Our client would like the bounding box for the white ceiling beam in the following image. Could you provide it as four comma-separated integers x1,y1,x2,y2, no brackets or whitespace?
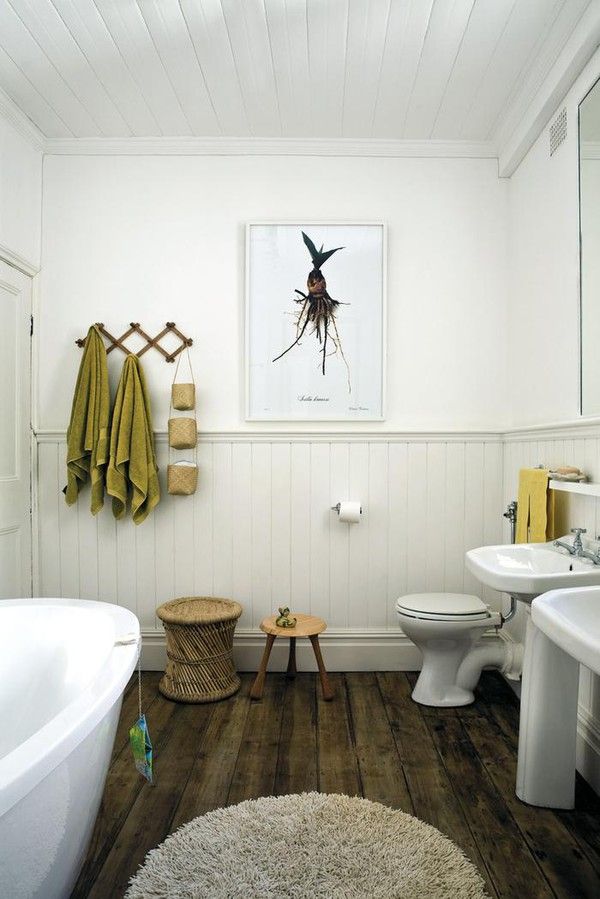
0,82,44,147
496,0,600,177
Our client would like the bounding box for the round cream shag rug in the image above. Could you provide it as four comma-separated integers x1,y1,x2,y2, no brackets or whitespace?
125,793,489,899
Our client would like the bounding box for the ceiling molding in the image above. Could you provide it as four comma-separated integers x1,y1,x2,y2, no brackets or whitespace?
0,242,40,277
0,86,45,151
41,136,497,159
496,1,600,178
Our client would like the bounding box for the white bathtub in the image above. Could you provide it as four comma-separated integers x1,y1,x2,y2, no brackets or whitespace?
0,598,140,899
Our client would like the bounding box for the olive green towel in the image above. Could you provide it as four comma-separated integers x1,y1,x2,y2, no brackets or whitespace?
107,355,160,524
65,325,110,514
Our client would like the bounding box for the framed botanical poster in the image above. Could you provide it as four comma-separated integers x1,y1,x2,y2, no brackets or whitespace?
246,222,386,420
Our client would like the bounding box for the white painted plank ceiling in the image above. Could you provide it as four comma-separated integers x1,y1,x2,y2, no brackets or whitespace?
0,0,592,140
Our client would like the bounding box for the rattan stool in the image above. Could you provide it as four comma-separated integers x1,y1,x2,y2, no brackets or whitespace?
157,597,242,703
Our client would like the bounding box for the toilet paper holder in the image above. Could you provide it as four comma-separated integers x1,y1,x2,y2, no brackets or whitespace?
331,502,362,515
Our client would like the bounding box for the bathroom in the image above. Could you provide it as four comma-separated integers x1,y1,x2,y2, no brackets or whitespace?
1,1,600,897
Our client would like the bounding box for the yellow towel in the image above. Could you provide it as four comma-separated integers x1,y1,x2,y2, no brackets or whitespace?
107,355,160,524
65,325,110,514
516,468,557,543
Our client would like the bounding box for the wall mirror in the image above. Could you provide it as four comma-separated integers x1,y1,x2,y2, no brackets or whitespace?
579,77,600,415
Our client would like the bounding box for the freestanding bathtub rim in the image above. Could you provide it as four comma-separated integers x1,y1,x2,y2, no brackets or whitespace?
0,598,140,819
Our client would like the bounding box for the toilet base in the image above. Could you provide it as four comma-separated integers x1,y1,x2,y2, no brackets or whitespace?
411,679,475,707
396,594,518,709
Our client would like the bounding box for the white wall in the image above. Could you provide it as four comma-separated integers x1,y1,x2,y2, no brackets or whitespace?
0,115,42,270
38,154,508,433
580,157,600,414
36,432,504,671
507,46,600,428
504,46,600,794
33,151,509,672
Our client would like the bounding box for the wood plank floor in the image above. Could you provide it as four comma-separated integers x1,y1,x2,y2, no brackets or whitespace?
73,672,600,898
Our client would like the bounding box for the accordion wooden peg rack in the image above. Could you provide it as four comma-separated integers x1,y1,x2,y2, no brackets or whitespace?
75,322,193,363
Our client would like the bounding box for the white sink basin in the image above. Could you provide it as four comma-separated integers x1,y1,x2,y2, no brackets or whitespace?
465,543,600,602
517,585,600,809
532,586,600,674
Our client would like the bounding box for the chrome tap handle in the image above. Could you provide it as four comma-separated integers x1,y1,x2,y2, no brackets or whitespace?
571,528,586,555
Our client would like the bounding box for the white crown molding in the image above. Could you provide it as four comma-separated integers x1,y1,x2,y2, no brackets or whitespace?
41,136,497,159
34,427,504,444
0,86,45,151
0,242,40,277
496,1,600,178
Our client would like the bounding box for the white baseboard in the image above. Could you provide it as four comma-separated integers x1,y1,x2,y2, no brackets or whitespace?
140,627,423,672
140,625,517,673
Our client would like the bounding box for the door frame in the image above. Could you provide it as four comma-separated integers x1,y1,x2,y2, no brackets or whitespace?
0,251,39,597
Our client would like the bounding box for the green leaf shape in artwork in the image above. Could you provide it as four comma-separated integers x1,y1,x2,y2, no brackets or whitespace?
301,231,344,269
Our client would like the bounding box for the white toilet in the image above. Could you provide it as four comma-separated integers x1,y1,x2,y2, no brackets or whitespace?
396,592,506,707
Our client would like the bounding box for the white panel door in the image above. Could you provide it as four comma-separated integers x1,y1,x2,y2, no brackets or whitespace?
0,260,31,598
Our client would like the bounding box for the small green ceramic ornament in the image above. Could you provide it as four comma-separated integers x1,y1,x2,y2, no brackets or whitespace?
275,607,297,628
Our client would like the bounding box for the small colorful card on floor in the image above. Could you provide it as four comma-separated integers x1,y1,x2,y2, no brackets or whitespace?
129,714,153,784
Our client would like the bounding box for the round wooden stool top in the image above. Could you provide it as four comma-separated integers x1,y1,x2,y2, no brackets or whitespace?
251,613,333,701
259,613,326,638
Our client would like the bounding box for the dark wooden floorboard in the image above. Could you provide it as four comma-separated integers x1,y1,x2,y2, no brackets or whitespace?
377,672,498,898
70,680,179,899
74,671,600,898
226,672,287,805
459,708,600,899
346,671,413,813
421,709,552,898
274,673,319,796
87,701,214,898
316,672,362,796
170,674,253,830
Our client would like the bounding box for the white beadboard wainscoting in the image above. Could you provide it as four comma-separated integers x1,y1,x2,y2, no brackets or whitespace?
504,422,600,795
34,430,504,671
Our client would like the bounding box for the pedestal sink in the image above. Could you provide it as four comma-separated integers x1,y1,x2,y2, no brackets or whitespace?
517,586,600,809
466,542,600,604
465,538,600,809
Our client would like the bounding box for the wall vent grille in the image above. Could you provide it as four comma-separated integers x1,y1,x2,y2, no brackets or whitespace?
549,108,567,156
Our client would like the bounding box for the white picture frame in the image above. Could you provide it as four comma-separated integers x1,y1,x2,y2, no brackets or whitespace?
245,221,386,421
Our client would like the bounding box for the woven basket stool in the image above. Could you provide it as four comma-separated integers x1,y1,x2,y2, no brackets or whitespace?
156,597,243,703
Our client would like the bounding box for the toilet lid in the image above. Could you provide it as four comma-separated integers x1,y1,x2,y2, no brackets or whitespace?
395,593,489,618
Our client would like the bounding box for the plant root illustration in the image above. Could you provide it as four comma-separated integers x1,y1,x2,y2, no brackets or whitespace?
272,231,351,391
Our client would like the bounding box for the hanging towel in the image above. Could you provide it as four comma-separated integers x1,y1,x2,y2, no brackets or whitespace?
107,355,160,524
516,468,555,543
65,325,110,514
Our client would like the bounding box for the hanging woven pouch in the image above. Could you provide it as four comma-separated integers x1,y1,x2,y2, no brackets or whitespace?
167,460,198,495
167,347,198,494
172,382,195,411
171,345,195,409
168,417,197,449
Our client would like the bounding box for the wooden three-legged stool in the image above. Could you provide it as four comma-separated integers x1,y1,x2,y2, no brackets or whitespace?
250,613,334,701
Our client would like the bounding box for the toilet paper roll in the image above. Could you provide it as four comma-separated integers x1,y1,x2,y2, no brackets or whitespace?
337,501,362,523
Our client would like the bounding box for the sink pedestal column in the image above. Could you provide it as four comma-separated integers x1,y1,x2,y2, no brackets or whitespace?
516,616,580,809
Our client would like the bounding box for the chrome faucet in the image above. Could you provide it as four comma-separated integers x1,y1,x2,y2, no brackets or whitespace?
554,528,587,557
